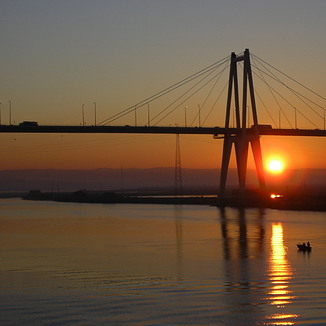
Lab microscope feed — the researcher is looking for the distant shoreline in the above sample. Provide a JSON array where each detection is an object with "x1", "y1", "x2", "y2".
[{"x1": 16, "y1": 190, "x2": 326, "y2": 212}]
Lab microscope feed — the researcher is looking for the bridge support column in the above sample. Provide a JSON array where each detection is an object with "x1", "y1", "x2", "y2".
[
  {"x1": 219, "y1": 135, "x2": 234, "y2": 194},
  {"x1": 235, "y1": 134, "x2": 249, "y2": 195},
  {"x1": 250, "y1": 135, "x2": 265, "y2": 189},
  {"x1": 219, "y1": 133, "x2": 265, "y2": 196}
]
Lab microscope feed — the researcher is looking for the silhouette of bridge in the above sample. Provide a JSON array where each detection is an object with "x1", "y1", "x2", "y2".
[
  {"x1": 1, "y1": 49, "x2": 325, "y2": 196},
  {"x1": 1, "y1": 124, "x2": 326, "y2": 137}
]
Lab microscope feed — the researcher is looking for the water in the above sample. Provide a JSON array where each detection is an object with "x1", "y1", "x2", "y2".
[{"x1": 1, "y1": 198, "x2": 326, "y2": 325}]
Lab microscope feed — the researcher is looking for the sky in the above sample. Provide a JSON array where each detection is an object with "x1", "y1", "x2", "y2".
[{"x1": 0, "y1": 0, "x2": 326, "y2": 179}]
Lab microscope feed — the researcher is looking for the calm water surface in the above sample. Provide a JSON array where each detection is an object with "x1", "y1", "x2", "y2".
[{"x1": 1, "y1": 198, "x2": 326, "y2": 325}]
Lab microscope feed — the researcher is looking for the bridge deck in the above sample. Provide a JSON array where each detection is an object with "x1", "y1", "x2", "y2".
[{"x1": 0, "y1": 125, "x2": 326, "y2": 137}]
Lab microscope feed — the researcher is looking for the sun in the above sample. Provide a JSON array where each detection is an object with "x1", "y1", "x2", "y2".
[{"x1": 267, "y1": 159, "x2": 284, "y2": 174}]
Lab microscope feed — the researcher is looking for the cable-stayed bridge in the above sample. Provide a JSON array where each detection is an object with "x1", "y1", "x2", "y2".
[{"x1": 1, "y1": 49, "x2": 325, "y2": 196}]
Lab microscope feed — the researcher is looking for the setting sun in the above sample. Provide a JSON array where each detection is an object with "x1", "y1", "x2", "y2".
[{"x1": 267, "y1": 159, "x2": 284, "y2": 174}]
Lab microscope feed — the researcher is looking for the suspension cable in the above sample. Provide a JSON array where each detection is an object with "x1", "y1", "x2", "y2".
[
  {"x1": 202, "y1": 80, "x2": 228, "y2": 126},
  {"x1": 195, "y1": 61, "x2": 229, "y2": 126},
  {"x1": 152, "y1": 64, "x2": 228, "y2": 126},
  {"x1": 252, "y1": 58, "x2": 324, "y2": 118},
  {"x1": 252, "y1": 57, "x2": 322, "y2": 127},
  {"x1": 251, "y1": 53, "x2": 326, "y2": 103},
  {"x1": 98, "y1": 55, "x2": 230, "y2": 125},
  {"x1": 251, "y1": 57, "x2": 292, "y2": 128}
]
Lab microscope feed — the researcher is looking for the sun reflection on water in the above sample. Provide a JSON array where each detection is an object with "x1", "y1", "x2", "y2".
[{"x1": 265, "y1": 223, "x2": 298, "y2": 325}]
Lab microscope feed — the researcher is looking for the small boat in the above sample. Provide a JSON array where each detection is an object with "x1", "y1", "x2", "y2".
[{"x1": 297, "y1": 243, "x2": 312, "y2": 251}]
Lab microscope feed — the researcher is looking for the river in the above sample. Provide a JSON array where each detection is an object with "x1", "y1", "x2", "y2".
[{"x1": 1, "y1": 198, "x2": 326, "y2": 325}]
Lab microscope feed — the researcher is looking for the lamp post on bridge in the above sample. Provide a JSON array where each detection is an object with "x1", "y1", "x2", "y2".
[
  {"x1": 198, "y1": 104, "x2": 201, "y2": 127},
  {"x1": 147, "y1": 103, "x2": 150, "y2": 127},
  {"x1": 279, "y1": 109, "x2": 281, "y2": 129},
  {"x1": 134, "y1": 106, "x2": 137, "y2": 126},
  {"x1": 184, "y1": 105, "x2": 188, "y2": 127},
  {"x1": 294, "y1": 107, "x2": 297, "y2": 129},
  {"x1": 82, "y1": 104, "x2": 85, "y2": 126},
  {"x1": 0, "y1": 102, "x2": 1, "y2": 125},
  {"x1": 93, "y1": 102, "x2": 97, "y2": 126},
  {"x1": 8, "y1": 100, "x2": 12, "y2": 125}
]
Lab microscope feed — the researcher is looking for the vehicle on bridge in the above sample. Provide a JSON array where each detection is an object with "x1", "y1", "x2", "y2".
[
  {"x1": 251, "y1": 124, "x2": 272, "y2": 130},
  {"x1": 19, "y1": 121, "x2": 38, "y2": 127}
]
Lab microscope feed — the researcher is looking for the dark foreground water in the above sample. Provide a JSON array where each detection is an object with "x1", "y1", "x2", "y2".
[{"x1": 1, "y1": 199, "x2": 326, "y2": 325}]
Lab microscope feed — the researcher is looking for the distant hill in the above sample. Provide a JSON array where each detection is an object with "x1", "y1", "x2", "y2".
[
  {"x1": 0, "y1": 168, "x2": 222, "y2": 192},
  {"x1": 0, "y1": 168, "x2": 325, "y2": 194}
]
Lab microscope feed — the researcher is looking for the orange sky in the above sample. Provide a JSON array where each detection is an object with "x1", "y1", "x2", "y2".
[
  {"x1": 1, "y1": 1, "x2": 325, "y2": 176},
  {"x1": 0, "y1": 133, "x2": 325, "y2": 172}
]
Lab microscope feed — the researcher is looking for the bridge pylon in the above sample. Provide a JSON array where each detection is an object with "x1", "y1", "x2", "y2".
[{"x1": 219, "y1": 49, "x2": 265, "y2": 197}]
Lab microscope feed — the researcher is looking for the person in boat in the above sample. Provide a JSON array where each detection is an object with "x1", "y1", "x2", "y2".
[{"x1": 297, "y1": 241, "x2": 312, "y2": 250}]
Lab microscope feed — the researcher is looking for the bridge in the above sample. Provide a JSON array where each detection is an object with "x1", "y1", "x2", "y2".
[
  {"x1": 1, "y1": 124, "x2": 326, "y2": 137},
  {"x1": 1, "y1": 49, "x2": 325, "y2": 197}
]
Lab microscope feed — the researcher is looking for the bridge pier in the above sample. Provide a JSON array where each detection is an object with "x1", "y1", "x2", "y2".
[{"x1": 219, "y1": 133, "x2": 265, "y2": 196}]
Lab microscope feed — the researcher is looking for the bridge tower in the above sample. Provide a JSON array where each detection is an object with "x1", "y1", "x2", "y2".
[{"x1": 219, "y1": 49, "x2": 265, "y2": 196}]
